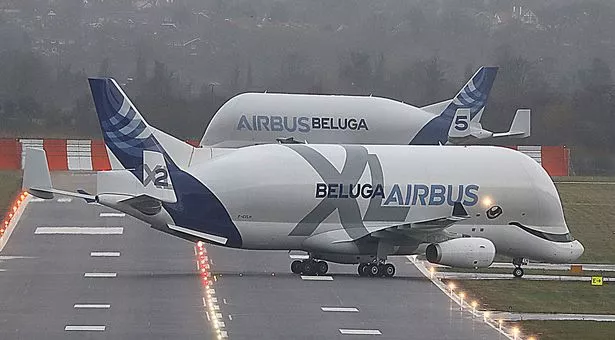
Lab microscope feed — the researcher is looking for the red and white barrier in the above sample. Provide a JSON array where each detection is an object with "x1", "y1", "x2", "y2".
[
  {"x1": 17, "y1": 139, "x2": 111, "y2": 171},
  {"x1": 0, "y1": 139, "x2": 570, "y2": 176},
  {"x1": 508, "y1": 145, "x2": 570, "y2": 177}
]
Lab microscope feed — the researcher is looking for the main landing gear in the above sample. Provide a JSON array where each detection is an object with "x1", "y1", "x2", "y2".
[
  {"x1": 291, "y1": 259, "x2": 328, "y2": 275},
  {"x1": 357, "y1": 262, "x2": 396, "y2": 278},
  {"x1": 512, "y1": 257, "x2": 527, "y2": 278}
]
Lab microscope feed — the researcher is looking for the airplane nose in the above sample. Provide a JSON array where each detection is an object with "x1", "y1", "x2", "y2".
[{"x1": 571, "y1": 240, "x2": 584, "y2": 261}]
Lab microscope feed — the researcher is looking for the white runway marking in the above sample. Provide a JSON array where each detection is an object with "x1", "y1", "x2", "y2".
[
  {"x1": 0, "y1": 256, "x2": 36, "y2": 260},
  {"x1": 30, "y1": 198, "x2": 45, "y2": 202},
  {"x1": 289, "y1": 254, "x2": 309, "y2": 259},
  {"x1": 99, "y1": 212, "x2": 125, "y2": 217},
  {"x1": 35, "y1": 227, "x2": 123, "y2": 235},
  {"x1": 65, "y1": 325, "x2": 106, "y2": 331},
  {"x1": 301, "y1": 275, "x2": 333, "y2": 281},
  {"x1": 321, "y1": 307, "x2": 359, "y2": 312},
  {"x1": 339, "y1": 329, "x2": 381, "y2": 335},
  {"x1": 57, "y1": 198, "x2": 72, "y2": 203},
  {"x1": 84, "y1": 272, "x2": 117, "y2": 278},
  {"x1": 74, "y1": 304, "x2": 111, "y2": 309},
  {"x1": 90, "y1": 252, "x2": 120, "y2": 257}
]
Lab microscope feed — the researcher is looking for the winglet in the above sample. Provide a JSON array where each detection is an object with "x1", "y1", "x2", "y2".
[
  {"x1": 492, "y1": 109, "x2": 531, "y2": 139},
  {"x1": 23, "y1": 147, "x2": 97, "y2": 202},
  {"x1": 23, "y1": 148, "x2": 54, "y2": 199},
  {"x1": 452, "y1": 202, "x2": 469, "y2": 218},
  {"x1": 509, "y1": 109, "x2": 531, "y2": 138}
]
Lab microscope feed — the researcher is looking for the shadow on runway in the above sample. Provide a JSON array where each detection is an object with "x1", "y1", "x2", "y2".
[{"x1": 209, "y1": 271, "x2": 430, "y2": 281}]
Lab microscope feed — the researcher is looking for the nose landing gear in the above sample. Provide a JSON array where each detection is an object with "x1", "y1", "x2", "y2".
[{"x1": 512, "y1": 257, "x2": 527, "y2": 278}]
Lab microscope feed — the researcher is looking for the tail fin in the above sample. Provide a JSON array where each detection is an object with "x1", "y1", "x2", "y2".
[
  {"x1": 88, "y1": 78, "x2": 194, "y2": 180},
  {"x1": 440, "y1": 67, "x2": 498, "y2": 121}
]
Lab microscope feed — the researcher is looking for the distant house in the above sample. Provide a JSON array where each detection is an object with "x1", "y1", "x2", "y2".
[
  {"x1": 512, "y1": 5, "x2": 538, "y2": 25},
  {"x1": 493, "y1": 4, "x2": 540, "y2": 28}
]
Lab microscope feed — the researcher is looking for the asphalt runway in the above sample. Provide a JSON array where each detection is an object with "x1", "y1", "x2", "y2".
[{"x1": 0, "y1": 173, "x2": 502, "y2": 339}]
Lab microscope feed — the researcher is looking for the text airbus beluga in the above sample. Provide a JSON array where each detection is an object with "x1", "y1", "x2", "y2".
[
  {"x1": 23, "y1": 78, "x2": 582, "y2": 278},
  {"x1": 201, "y1": 66, "x2": 530, "y2": 148}
]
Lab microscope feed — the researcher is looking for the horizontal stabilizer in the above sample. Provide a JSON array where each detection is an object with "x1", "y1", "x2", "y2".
[
  {"x1": 492, "y1": 109, "x2": 531, "y2": 138},
  {"x1": 23, "y1": 148, "x2": 53, "y2": 199}
]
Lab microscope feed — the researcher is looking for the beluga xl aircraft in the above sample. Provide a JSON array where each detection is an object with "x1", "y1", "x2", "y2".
[
  {"x1": 23, "y1": 78, "x2": 582, "y2": 278},
  {"x1": 200, "y1": 66, "x2": 530, "y2": 148}
]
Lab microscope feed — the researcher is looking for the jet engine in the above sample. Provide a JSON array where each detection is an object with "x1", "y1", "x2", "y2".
[{"x1": 425, "y1": 237, "x2": 495, "y2": 268}]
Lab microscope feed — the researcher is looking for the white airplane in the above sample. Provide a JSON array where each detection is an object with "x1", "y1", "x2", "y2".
[
  {"x1": 201, "y1": 67, "x2": 530, "y2": 148},
  {"x1": 23, "y1": 78, "x2": 581, "y2": 278}
]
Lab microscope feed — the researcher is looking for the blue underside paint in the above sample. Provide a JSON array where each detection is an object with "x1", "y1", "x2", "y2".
[
  {"x1": 162, "y1": 159, "x2": 243, "y2": 248},
  {"x1": 89, "y1": 77, "x2": 243, "y2": 247}
]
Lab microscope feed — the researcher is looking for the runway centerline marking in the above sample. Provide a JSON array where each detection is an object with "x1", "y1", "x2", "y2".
[
  {"x1": 289, "y1": 254, "x2": 309, "y2": 259},
  {"x1": 321, "y1": 307, "x2": 359, "y2": 312},
  {"x1": 90, "y1": 251, "x2": 121, "y2": 257},
  {"x1": 57, "y1": 198, "x2": 72, "y2": 203},
  {"x1": 99, "y1": 212, "x2": 125, "y2": 217},
  {"x1": 65, "y1": 325, "x2": 106, "y2": 331},
  {"x1": 35, "y1": 227, "x2": 124, "y2": 235},
  {"x1": 339, "y1": 329, "x2": 381, "y2": 335},
  {"x1": 84, "y1": 272, "x2": 117, "y2": 278},
  {"x1": 74, "y1": 304, "x2": 111, "y2": 309},
  {"x1": 301, "y1": 275, "x2": 333, "y2": 281}
]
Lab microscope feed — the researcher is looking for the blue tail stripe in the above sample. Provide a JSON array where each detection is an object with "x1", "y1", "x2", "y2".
[
  {"x1": 88, "y1": 77, "x2": 243, "y2": 248},
  {"x1": 410, "y1": 66, "x2": 498, "y2": 145}
]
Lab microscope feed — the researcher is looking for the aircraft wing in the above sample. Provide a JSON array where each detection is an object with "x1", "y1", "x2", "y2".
[
  {"x1": 329, "y1": 202, "x2": 470, "y2": 244},
  {"x1": 369, "y1": 202, "x2": 469, "y2": 233}
]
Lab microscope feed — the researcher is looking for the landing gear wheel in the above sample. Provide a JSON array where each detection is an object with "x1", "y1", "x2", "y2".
[
  {"x1": 302, "y1": 260, "x2": 316, "y2": 275},
  {"x1": 358, "y1": 263, "x2": 368, "y2": 276},
  {"x1": 513, "y1": 267, "x2": 524, "y2": 278},
  {"x1": 383, "y1": 263, "x2": 395, "y2": 277},
  {"x1": 291, "y1": 260, "x2": 303, "y2": 274},
  {"x1": 367, "y1": 264, "x2": 381, "y2": 277},
  {"x1": 316, "y1": 261, "x2": 328, "y2": 275}
]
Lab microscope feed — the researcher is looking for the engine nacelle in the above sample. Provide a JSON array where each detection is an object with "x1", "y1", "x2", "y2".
[{"x1": 425, "y1": 237, "x2": 496, "y2": 268}]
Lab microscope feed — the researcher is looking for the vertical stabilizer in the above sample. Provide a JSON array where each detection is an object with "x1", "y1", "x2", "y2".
[
  {"x1": 88, "y1": 78, "x2": 195, "y2": 180},
  {"x1": 440, "y1": 66, "x2": 498, "y2": 121}
]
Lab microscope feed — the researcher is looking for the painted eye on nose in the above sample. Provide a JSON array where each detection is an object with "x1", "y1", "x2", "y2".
[{"x1": 486, "y1": 206, "x2": 502, "y2": 219}]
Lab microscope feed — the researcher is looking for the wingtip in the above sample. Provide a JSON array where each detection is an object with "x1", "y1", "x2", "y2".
[{"x1": 452, "y1": 202, "x2": 469, "y2": 218}]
